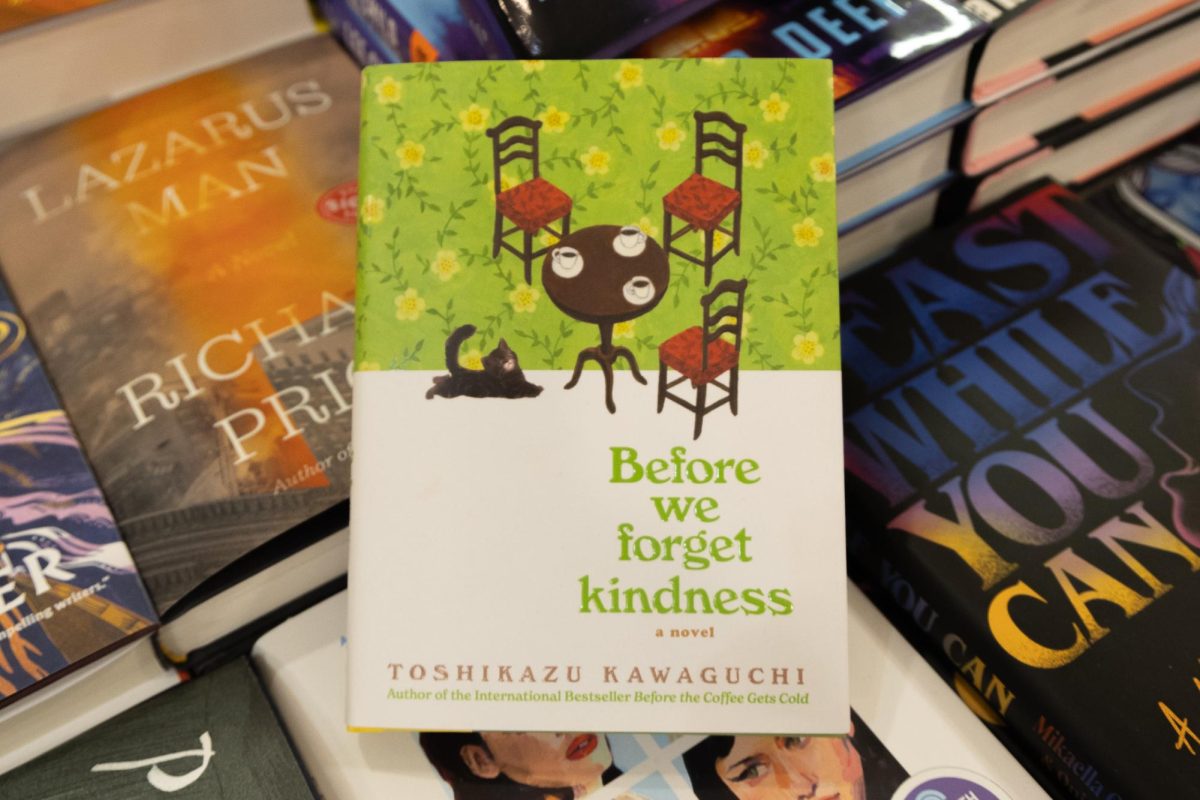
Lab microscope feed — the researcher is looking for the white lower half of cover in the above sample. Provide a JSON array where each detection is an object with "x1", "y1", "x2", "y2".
[{"x1": 348, "y1": 368, "x2": 848, "y2": 734}]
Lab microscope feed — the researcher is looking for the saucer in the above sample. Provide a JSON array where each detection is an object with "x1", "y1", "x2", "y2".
[{"x1": 612, "y1": 237, "x2": 647, "y2": 258}]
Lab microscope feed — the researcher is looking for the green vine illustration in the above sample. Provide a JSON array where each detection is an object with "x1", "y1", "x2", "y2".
[{"x1": 514, "y1": 318, "x2": 574, "y2": 368}]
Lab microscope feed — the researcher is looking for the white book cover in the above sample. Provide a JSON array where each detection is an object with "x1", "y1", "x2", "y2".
[
  {"x1": 349, "y1": 58, "x2": 847, "y2": 734},
  {"x1": 254, "y1": 587, "x2": 1049, "y2": 799}
]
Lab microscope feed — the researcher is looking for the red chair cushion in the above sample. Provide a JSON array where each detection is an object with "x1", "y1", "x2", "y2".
[
  {"x1": 664, "y1": 174, "x2": 740, "y2": 231},
  {"x1": 497, "y1": 178, "x2": 572, "y2": 233},
  {"x1": 659, "y1": 326, "x2": 739, "y2": 386}
]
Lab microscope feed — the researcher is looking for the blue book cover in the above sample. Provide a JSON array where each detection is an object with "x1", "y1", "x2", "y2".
[
  {"x1": 321, "y1": 0, "x2": 401, "y2": 65},
  {"x1": 0, "y1": 280, "x2": 156, "y2": 707},
  {"x1": 843, "y1": 179, "x2": 1200, "y2": 799}
]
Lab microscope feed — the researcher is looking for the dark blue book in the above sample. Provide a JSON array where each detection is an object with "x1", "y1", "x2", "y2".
[
  {"x1": 320, "y1": 0, "x2": 400, "y2": 65},
  {"x1": 0, "y1": 279, "x2": 156, "y2": 708},
  {"x1": 460, "y1": 0, "x2": 722, "y2": 58},
  {"x1": 843, "y1": 179, "x2": 1200, "y2": 800}
]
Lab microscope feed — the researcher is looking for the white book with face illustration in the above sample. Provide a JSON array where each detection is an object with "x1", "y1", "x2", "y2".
[{"x1": 253, "y1": 588, "x2": 1048, "y2": 800}]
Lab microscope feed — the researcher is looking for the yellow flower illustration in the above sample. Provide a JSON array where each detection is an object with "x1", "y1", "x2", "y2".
[
  {"x1": 721, "y1": 310, "x2": 749, "y2": 344},
  {"x1": 460, "y1": 349, "x2": 484, "y2": 370},
  {"x1": 701, "y1": 57, "x2": 727, "y2": 66},
  {"x1": 580, "y1": 145, "x2": 612, "y2": 176},
  {"x1": 360, "y1": 193, "x2": 385, "y2": 225},
  {"x1": 744, "y1": 140, "x2": 770, "y2": 169},
  {"x1": 614, "y1": 61, "x2": 644, "y2": 90},
  {"x1": 712, "y1": 229, "x2": 731, "y2": 252},
  {"x1": 509, "y1": 283, "x2": 540, "y2": 313},
  {"x1": 395, "y1": 140, "x2": 426, "y2": 170},
  {"x1": 357, "y1": 360, "x2": 381, "y2": 371},
  {"x1": 538, "y1": 105, "x2": 570, "y2": 133},
  {"x1": 459, "y1": 103, "x2": 491, "y2": 132},
  {"x1": 759, "y1": 92, "x2": 790, "y2": 122},
  {"x1": 395, "y1": 288, "x2": 426, "y2": 321},
  {"x1": 374, "y1": 76, "x2": 403, "y2": 105},
  {"x1": 637, "y1": 216, "x2": 658, "y2": 239},
  {"x1": 656, "y1": 121, "x2": 687, "y2": 151},
  {"x1": 487, "y1": 171, "x2": 519, "y2": 196},
  {"x1": 810, "y1": 153, "x2": 836, "y2": 182},
  {"x1": 540, "y1": 231, "x2": 560, "y2": 247},
  {"x1": 792, "y1": 331, "x2": 825, "y2": 365},
  {"x1": 792, "y1": 217, "x2": 824, "y2": 247},
  {"x1": 522, "y1": 60, "x2": 545, "y2": 72},
  {"x1": 613, "y1": 320, "x2": 636, "y2": 339},
  {"x1": 430, "y1": 250, "x2": 461, "y2": 282}
]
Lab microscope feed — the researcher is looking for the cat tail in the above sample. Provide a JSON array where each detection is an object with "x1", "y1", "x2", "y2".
[{"x1": 445, "y1": 324, "x2": 476, "y2": 375}]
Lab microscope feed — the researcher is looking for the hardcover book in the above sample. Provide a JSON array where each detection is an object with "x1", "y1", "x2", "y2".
[
  {"x1": 258, "y1": 588, "x2": 1048, "y2": 799},
  {"x1": 350, "y1": 58, "x2": 847, "y2": 733},
  {"x1": 1086, "y1": 126, "x2": 1200, "y2": 274},
  {"x1": 633, "y1": 0, "x2": 985, "y2": 171},
  {"x1": 339, "y1": 0, "x2": 488, "y2": 61},
  {"x1": 964, "y1": 0, "x2": 1199, "y2": 103},
  {"x1": 0, "y1": 36, "x2": 359, "y2": 637},
  {"x1": 3, "y1": 657, "x2": 314, "y2": 798},
  {"x1": 321, "y1": 0, "x2": 402, "y2": 65},
  {"x1": 0, "y1": 278, "x2": 156, "y2": 709},
  {"x1": 842, "y1": 179, "x2": 1200, "y2": 799},
  {"x1": 461, "y1": 0, "x2": 721, "y2": 58}
]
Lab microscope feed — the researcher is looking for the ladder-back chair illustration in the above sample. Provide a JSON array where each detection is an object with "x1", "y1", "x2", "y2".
[
  {"x1": 662, "y1": 111, "x2": 747, "y2": 286},
  {"x1": 656, "y1": 278, "x2": 748, "y2": 439},
  {"x1": 486, "y1": 116, "x2": 573, "y2": 284}
]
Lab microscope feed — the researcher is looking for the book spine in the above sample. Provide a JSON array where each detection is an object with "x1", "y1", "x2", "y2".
[
  {"x1": 848, "y1": 523, "x2": 1129, "y2": 800},
  {"x1": 341, "y1": 0, "x2": 438, "y2": 62},
  {"x1": 320, "y1": 0, "x2": 401, "y2": 66},
  {"x1": 456, "y1": 0, "x2": 516, "y2": 58}
]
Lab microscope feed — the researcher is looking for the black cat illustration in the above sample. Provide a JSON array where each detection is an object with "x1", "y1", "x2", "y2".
[{"x1": 426, "y1": 324, "x2": 543, "y2": 400}]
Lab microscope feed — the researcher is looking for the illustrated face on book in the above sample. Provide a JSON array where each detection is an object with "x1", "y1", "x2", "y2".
[
  {"x1": 685, "y1": 735, "x2": 865, "y2": 800},
  {"x1": 421, "y1": 731, "x2": 616, "y2": 799}
]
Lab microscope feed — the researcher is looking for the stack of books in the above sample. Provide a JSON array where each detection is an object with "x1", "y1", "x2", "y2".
[{"x1": 0, "y1": 2, "x2": 1196, "y2": 800}]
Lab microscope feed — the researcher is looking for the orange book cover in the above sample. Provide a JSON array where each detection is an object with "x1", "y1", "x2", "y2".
[
  {"x1": 0, "y1": 0, "x2": 114, "y2": 35},
  {"x1": 0, "y1": 35, "x2": 360, "y2": 615}
]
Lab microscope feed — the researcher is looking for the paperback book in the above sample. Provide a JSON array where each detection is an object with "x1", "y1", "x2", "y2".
[
  {"x1": 350, "y1": 58, "x2": 847, "y2": 733},
  {"x1": 0, "y1": 36, "x2": 359, "y2": 642},
  {"x1": 843, "y1": 179, "x2": 1200, "y2": 799},
  {"x1": 258, "y1": 588, "x2": 1048, "y2": 799},
  {"x1": 0, "y1": 0, "x2": 113, "y2": 35},
  {"x1": 3, "y1": 657, "x2": 314, "y2": 798},
  {"x1": 0, "y1": 278, "x2": 156, "y2": 708}
]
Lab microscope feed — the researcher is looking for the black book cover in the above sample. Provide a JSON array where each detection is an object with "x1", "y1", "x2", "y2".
[
  {"x1": 3, "y1": 657, "x2": 314, "y2": 798},
  {"x1": 842, "y1": 179, "x2": 1200, "y2": 799}
]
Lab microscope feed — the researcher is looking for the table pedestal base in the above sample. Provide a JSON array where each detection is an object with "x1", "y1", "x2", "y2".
[{"x1": 564, "y1": 346, "x2": 647, "y2": 413}]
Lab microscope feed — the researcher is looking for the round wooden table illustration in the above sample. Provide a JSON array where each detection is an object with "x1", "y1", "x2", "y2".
[{"x1": 541, "y1": 224, "x2": 670, "y2": 413}]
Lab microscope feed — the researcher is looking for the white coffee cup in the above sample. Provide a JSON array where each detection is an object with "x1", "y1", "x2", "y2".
[
  {"x1": 614, "y1": 225, "x2": 648, "y2": 256},
  {"x1": 551, "y1": 246, "x2": 583, "y2": 278}
]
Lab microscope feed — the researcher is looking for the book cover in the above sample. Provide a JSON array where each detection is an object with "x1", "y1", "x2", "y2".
[
  {"x1": 258, "y1": 589, "x2": 1047, "y2": 799},
  {"x1": 634, "y1": 0, "x2": 985, "y2": 107},
  {"x1": 0, "y1": 35, "x2": 360, "y2": 617},
  {"x1": 321, "y1": 0, "x2": 402, "y2": 66},
  {"x1": 0, "y1": 278, "x2": 156, "y2": 709},
  {"x1": 843, "y1": 179, "x2": 1200, "y2": 799},
  {"x1": 350, "y1": 58, "x2": 847, "y2": 734},
  {"x1": 463, "y1": 0, "x2": 722, "y2": 58},
  {"x1": 3, "y1": 657, "x2": 314, "y2": 797},
  {"x1": 1086, "y1": 127, "x2": 1200, "y2": 275},
  {"x1": 345, "y1": 0, "x2": 489, "y2": 61},
  {"x1": 0, "y1": 0, "x2": 113, "y2": 35}
]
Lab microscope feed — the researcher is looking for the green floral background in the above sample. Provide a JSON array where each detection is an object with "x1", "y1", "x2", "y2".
[{"x1": 356, "y1": 58, "x2": 839, "y2": 373}]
